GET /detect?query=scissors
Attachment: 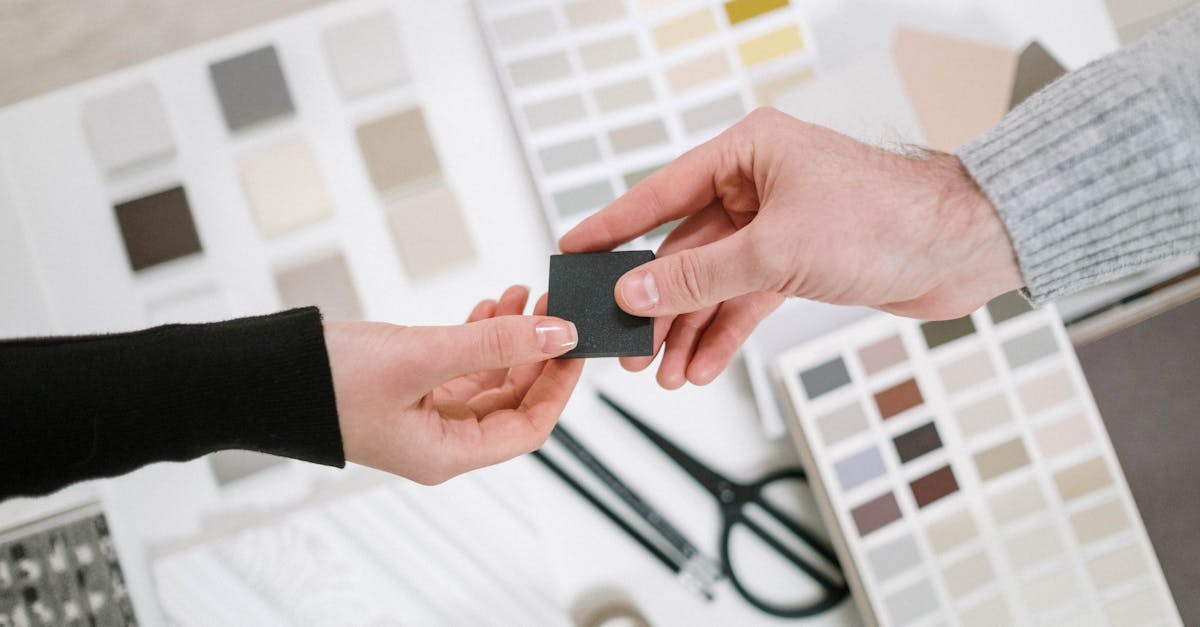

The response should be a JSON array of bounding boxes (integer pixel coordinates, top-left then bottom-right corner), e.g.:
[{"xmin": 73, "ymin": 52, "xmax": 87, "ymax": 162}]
[{"xmin": 597, "ymin": 392, "xmax": 848, "ymax": 618}]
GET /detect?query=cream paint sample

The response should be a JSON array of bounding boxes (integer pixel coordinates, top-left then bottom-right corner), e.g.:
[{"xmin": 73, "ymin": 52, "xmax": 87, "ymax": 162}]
[
  {"xmin": 239, "ymin": 139, "xmax": 333, "ymax": 237},
  {"xmin": 1106, "ymin": 0, "xmax": 1198, "ymax": 44},
  {"xmin": 386, "ymin": 184, "xmax": 476, "ymax": 280},
  {"xmin": 892, "ymin": 28, "xmax": 1017, "ymax": 151}
]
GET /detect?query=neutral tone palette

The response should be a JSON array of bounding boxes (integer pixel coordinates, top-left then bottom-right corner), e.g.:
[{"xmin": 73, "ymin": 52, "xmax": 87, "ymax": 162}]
[
  {"xmin": 474, "ymin": 0, "xmax": 818, "ymax": 240},
  {"xmin": 775, "ymin": 298, "xmax": 1179, "ymax": 625}
]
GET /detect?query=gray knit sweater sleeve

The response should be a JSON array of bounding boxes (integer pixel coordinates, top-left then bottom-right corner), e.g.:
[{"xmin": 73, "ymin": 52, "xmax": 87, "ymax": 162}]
[{"xmin": 958, "ymin": 7, "xmax": 1200, "ymax": 304}]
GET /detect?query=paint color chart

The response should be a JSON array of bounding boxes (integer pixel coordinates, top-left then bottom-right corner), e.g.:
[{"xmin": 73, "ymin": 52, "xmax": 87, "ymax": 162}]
[
  {"xmin": 474, "ymin": 0, "xmax": 817, "ymax": 239},
  {"xmin": 774, "ymin": 296, "xmax": 1179, "ymax": 626}
]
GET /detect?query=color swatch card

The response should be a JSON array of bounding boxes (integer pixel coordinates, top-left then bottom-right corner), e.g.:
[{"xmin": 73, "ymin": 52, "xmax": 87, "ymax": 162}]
[
  {"xmin": 773, "ymin": 296, "xmax": 1179, "ymax": 626},
  {"xmin": 474, "ymin": 0, "xmax": 818, "ymax": 239}
]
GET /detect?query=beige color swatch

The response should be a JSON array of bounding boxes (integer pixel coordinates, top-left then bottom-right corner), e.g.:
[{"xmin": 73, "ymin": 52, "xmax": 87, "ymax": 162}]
[
  {"xmin": 892, "ymin": 28, "xmax": 1018, "ymax": 151},
  {"xmin": 666, "ymin": 51, "xmax": 731, "ymax": 93},
  {"xmin": 386, "ymin": 184, "xmax": 476, "ymax": 280},
  {"xmin": 752, "ymin": 67, "xmax": 813, "ymax": 106},
  {"xmin": 941, "ymin": 551, "xmax": 994, "ymax": 599},
  {"xmin": 239, "ymin": 138, "xmax": 332, "ymax": 237},
  {"xmin": 356, "ymin": 108, "xmax": 441, "ymax": 194},
  {"xmin": 276, "ymin": 253, "xmax": 363, "ymax": 320},
  {"xmin": 925, "ymin": 508, "xmax": 977, "ymax": 554},
  {"xmin": 653, "ymin": 8, "xmax": 718, "ymax": 50}
]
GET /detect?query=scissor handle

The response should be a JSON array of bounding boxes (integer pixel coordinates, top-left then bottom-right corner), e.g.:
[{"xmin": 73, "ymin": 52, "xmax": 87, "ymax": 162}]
[{"xmin": 719, "ymin": 469, "xmax": 849, "ymax": 618}]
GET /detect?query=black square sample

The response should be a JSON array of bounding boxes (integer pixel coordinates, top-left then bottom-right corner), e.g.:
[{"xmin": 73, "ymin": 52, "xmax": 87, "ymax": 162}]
[
  {"xmin": 209, "ymin": 45, "xmax": 295, "ymax": 132},
  {"xmin": 549, "ymin": 251, "xmax": 655, "ymax": 358}
]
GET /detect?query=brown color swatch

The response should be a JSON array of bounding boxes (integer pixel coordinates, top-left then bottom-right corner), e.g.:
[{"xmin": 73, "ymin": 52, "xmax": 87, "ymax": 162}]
[
  {"xmin": 892, "ymin": 28, "xmax": 1018, "ymax": 151},
  {"xmin": 114, "ymin": 186, "xmax": 202, "ymax": 271},
  {"xmin": 356, "ymin": 107, "xmax": 441, "ymax": 194},
  {"xmin": 911, "ymin": 465, "xmax": 959, "ymax": 508},
  {"xmin": 851, "ymin": 491, "xmax": 902, "ymax": 537},
  {"xmin": 894, "ymin": 422, "xmax": 942, "ymax": 463},
  {"xmin": 875, "ymin": 378, "xmax": 923, "ymax": 419},
  {"xmin": 1010, "ymin": 41, "xmax": 1066, "ymax": 109}
]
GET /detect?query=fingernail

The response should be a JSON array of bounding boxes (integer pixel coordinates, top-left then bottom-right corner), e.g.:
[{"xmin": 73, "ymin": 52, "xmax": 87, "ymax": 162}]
[
  {"xmin": 621, "ymin": 271, "xmax": 659, "ymax": 313},
  {"xmin": 537, "ymin": 320, "xmax": 578, "ymax": 354}
]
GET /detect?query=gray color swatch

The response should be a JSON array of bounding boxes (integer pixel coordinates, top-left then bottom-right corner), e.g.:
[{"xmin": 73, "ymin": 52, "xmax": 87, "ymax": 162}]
[
  {"xmin": 553, "ymin": 180, "xmax": 615, "ymax": 217},
  {"xmin": 82, "ymin": 81, "xmax": 174, "ymax": 174},
  {"xmin": 834, "ymin": 446, "xmax": 886, "ymax": 491},
  {"xmin": 492, "ymin": 8, "xmax": 558, "ymax": 46},
  {"xmin": 579, "ymin": 34, "xmax": 641, "ymax": 70},
  {"xmin": 524, "ymin": 93, "xmax": 587, "ymax": 130},
  {"xmin": 608, "ymin": 118, "xmax": 669, "ymax": 153},
  {"xmin": 539, "ymin": 136, "xmax": 601, "ymax": 173},
  {"xmin": 987, "ymin": 290, "xmax": 1033, "ymax": 324},
  {"xmin": 594, "ymin": 76, "xmax": 656, "ymax": 112},
  {"xmin": 209, "ymin": 45, "xmax": 294, "ymax": 132},
  {"xmin": 817, "ymin": 402, "xmax": 869, "ymax": 446},
  {"xmin": 1003, "ymin": 326, "xmax": 1058, "ymax": 369},
  {"xmin": 322, "ymin": 11, "xmax": 409, "ymax": 100},
  {"xmin": 799, "ymin": 356, "xmax": 850, "ymax": 399},
  {"xmin": 868, "ymin": 534, "xmax": 922, "ymax": 582},
  {"xmin": 884, "ymin": 579, "xmax": 939, "ymax": 625},
  {"xmin": 680, "ymin": 93, "xmax": 745, "ymax": 134},
  {"xmin": 508, "ymin": 51, "xmax": 572, "ymax": 87}
]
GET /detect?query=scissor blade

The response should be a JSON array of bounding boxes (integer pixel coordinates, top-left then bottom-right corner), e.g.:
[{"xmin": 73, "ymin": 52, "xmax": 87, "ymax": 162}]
[{"xmin": 597, "ymin": 391, "xmax": 732, "ymax": 495}]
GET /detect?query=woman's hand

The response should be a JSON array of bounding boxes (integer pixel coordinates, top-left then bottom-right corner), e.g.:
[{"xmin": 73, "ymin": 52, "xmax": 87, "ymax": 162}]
[{"xmin": 325, "ymin": 286, "xmax": 583, "ymax": 484}]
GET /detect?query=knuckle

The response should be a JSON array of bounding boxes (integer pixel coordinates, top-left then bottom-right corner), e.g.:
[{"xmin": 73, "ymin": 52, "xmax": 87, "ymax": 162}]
[
  {"xmin": 671, "ymin": 249, "xmax": 711, "ymax": 307},
  {"xmin": 483, "ymin": 322, "xmax": 518, "ymax": 365}
]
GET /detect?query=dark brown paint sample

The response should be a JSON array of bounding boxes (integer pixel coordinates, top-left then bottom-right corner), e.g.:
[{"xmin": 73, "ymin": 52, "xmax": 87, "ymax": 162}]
[
  {"xmin": 114, "ymin": 186, "xmax": 202, "ymax": 271},
  {"xmin": 911, "ymin": 465, "xmax": 959, "ymax": 508},
  {"xmin": 852, "ymin": 491, "xmax": 902, "ymax": 537},
  {"xmin": 894, "ymin": 422, "xmax": 942, "ymax": 463},
  {"xmin": 875, "ymin": 379, "xmax": 923, "ymax": 419}
]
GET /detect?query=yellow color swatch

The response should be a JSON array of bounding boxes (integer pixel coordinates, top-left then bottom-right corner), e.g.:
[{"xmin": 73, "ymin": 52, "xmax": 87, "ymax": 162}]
[
  {"xmin": 738, "ymin": 25, "xmax": 804, "ymax": 67},
  {"xmin": 653, "ymin": 8, "xmax": 718, "ymax": 51},
  {"xmin": 724, "ymin": 0, "xmax": 789, "ymax": 25}
]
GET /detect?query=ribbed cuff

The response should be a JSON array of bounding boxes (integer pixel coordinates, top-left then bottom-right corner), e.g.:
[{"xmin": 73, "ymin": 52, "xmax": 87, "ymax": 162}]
[{"xmin": 959, "ymin": 8, "xmax": 1200, "ymax": 304}]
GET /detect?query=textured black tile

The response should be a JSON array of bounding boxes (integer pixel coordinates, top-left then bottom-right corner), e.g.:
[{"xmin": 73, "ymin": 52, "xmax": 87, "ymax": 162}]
[{"xmin": 549, "ymin": 251, "xmax": 654, "ymax": 358}]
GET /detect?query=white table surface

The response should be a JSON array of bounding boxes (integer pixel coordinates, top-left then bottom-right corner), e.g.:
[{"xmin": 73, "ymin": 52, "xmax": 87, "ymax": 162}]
[{"xmin": 0, "ymin": 1, "xmax": 1118, "ymax": 625}]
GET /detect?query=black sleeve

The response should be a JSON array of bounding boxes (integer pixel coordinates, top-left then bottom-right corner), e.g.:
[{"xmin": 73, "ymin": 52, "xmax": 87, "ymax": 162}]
[{"xmin": 0, "ymin": 307, "xmax": 345, "ymax": 500}]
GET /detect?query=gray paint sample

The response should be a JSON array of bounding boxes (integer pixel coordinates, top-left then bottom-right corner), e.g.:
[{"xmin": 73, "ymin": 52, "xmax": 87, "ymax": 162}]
[
  {"xmin": 799, "ymin": 356, "xmax": 850, "ymax": 399},
  {"xmin": 553, "ymin": 179, "xmax": 615, "ymax": 217},
  {"xmin": 564, "ymin": 0, "xmax": 626, "ymax": 28},
  {"xmin": 322, "ymin": 11, "xmax": 409, "ymax": 101},
  {"xmin": 817, "ymin": 402, "xmax": 869, "ymax": 446},
  {"xmin": 594, "ymin": 76, "xmax": 656, "ymax": 112},
  {"xmin": 209, "ymin": 45, "xmax": 294, "ymax": 132},
  {"xmin": 680, "ymin": 93, "xmax": 745, "ymax": 134},
  {"xmin": 524, "ymin": 93, "xmax": 587, "ymax": 130},
  {"xmin": 1003, "ymin": 326, "xmax": 1058, "ymax": 369},
  {"xmin": 987, "ymin": 290, "xmax": 1033, "ymax": 324},
  {"xmin": 492, "ymin": 8, "xmax": 558, "ymax": 47},
  {"xmin": 623, "ymin": 163, "xmax": 662, "ymax": 189},
  {"xmin": 884, "ymin": 579, "xmax": 939, "ymax": 625},
  {"xmin": 539, "ymin": 136, "xmax": 601, "ymax": 173},
  {"xmin": 867, "ymin": 534, "xmax": 922, "ymax": 582},
  {"xmin": 921, "ymin": 315, "xmax": 976, "ymax": 349},
  {"xmin": 608, "ymin": 118, "xmax": 669, "ymax": 154},
  {"xmin": 834, "ymin": 446, "xmax": 886, "ymax": 491},
  {"xmin": 82, "ymin": 82, "xmax": 175, "ymax": 174},
  {"xmin": 579, "ymin": 35, "xmax": 641, "ymax": 70},
  {"xmin": 508, "ymin": 51, "xmax": 572, "ymax": 87}
]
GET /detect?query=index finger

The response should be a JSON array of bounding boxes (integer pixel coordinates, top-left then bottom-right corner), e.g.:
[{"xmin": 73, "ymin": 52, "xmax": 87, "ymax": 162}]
[{"xmin": 558, "ymin": 136, "xmax": 724, "ymax": 253}]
